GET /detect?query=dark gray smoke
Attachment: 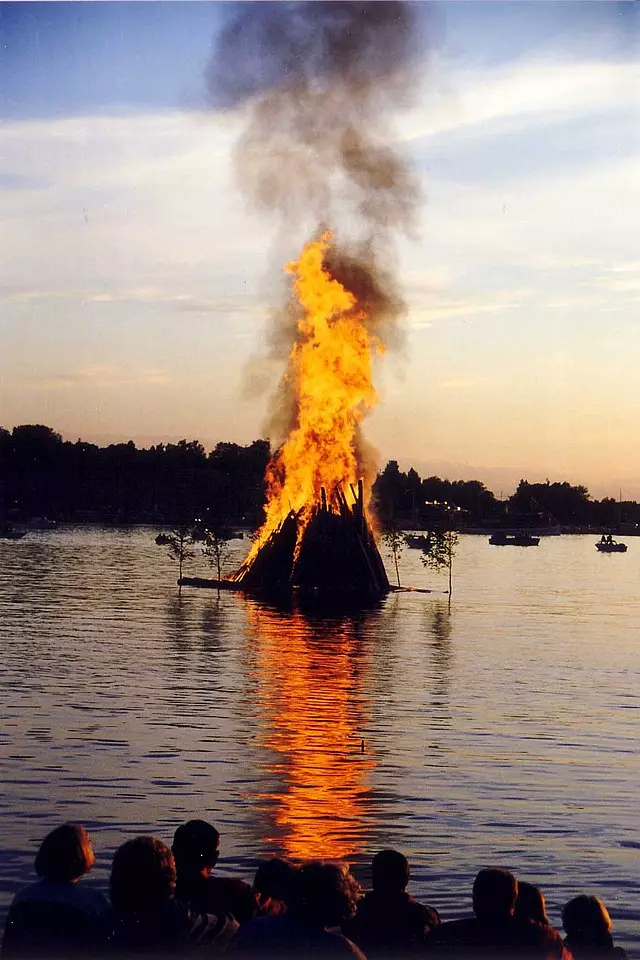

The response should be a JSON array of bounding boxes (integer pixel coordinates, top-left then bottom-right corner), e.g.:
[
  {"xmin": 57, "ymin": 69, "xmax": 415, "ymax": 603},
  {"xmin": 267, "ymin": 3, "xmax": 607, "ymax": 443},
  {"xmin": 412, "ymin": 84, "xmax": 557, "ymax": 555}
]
[
  {"xmin": 208, "ymin": 1, "xmax": 420, "ymax": 252},
  {"xmin": 207, "ymin": 2, "xmax": 423, "ymax": 449}
]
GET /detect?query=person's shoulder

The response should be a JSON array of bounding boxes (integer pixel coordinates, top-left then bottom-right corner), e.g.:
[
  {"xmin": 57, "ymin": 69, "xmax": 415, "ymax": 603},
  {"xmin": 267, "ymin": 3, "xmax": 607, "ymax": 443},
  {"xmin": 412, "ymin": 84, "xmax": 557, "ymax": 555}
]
[
  {"xmin": 407, "ymin": 895, "xmax": 441, "ymax": 929},
  {"xmin": 210, "ymin": 874, "xmax": 252, "ymax": 893},
  {"xmin": 179, "ymin": 903, "xmax": 240, "ymax": 948},
  {"xmin": 316, "ymin": 929, "xmax": 368, "ymax": 958},
  {"xmin": 611, "ymin": 947, "xmax": 629, "ymax": 960},
  {"xmin": 231, "ymin": 914, "xmax": 294, "ymax": 953},
  {"xmin": 432, "ymin": 917, "xmax": 476, "ymax": 939},
  {"xmin": 428, "ymin": 916, "xmax": 479, "ymax": 952},
  {"xmin": 11, "ymin": 879, "xmax": 107, "ymax": 914},
  {"xmin": 10, "ymin": 880, "xmax": 45, "ymax": 906},
  {"xmin": 68, "ymin": 883, "xmax": 109, "ymax": 914},
  {"xmin": 520, "ymin": 918, "xmax": 566, "ymax": 951}
]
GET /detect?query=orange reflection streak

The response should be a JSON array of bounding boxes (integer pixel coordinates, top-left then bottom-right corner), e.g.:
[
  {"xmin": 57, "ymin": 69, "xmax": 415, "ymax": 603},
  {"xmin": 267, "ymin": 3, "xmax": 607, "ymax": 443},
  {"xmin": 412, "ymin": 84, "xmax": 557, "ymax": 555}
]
[{"xmin": 247, "ymin": 604, "xmax": 375, "ymax": 861}]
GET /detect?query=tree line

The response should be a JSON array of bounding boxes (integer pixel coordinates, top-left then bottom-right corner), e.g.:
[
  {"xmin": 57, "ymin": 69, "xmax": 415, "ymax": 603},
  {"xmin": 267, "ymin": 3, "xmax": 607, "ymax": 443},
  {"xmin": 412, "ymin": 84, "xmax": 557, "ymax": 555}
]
[
  {"xmin": 373, "ymin": 460, "xmax": 639, "ymax": 531},
  {"xmin": 1, "ymin": 425, "xmax": 637, "ymax": 530}
]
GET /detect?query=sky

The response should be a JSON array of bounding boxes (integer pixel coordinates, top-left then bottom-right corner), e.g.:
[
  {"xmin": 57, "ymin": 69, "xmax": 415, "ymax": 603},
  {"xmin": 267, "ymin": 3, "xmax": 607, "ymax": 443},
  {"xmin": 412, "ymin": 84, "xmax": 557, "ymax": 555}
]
[{"xmin": 1, "ymin": 1, "xmax": 639, "ymax": 499}]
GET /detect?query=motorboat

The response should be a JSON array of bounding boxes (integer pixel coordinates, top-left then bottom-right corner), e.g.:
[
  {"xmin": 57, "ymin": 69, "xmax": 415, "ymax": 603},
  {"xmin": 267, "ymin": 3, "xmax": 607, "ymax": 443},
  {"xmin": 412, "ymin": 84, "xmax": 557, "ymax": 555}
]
[
  {"xmin": 404, "ymin": 534, "xmax": 430, "ymax": 549},
  {"xmin": 0, "ymin": 522, "xmax": 26, "ymax": 540},
  {"xmin": 596, "ymin": 535, "xmax": 627, "ymax": 553},
  {"xmin": 489, "ymin": 532, "xmax": 540, "ymax": 546}
]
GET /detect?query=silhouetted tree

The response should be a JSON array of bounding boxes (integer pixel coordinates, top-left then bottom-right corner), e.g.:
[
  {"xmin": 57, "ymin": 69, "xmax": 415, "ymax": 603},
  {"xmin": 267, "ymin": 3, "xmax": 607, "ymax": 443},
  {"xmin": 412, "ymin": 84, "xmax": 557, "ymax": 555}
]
[
  {"xmin": 202, "ymin": 527, "xmax": 232, "ymax": 582},
  {"xmin": 381, "ymin": 523, "xmax": 405, "ymax": 587},
  {"xmin": 165, "ymin": 524, "xmax": 196, "ymax": 593},
  {"xmin": 421, "ymin": 528, "xmax": 458, "ymax": 597},
  {"xmin": 373, "ymin": 460, "xmax": 405, "ymax": 526},
  {"xmin": 509, "ymin": 479, "xmax": 591, "ymax": 525}
]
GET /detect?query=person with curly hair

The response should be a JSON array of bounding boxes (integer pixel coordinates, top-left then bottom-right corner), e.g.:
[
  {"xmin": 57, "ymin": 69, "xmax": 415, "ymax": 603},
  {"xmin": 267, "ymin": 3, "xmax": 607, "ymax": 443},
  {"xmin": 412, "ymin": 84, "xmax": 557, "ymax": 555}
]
[
  {"xmin": 106, "ymin": 836, "xmax": 238, "ymax": 955},
  {"xmin": 233, "ymin": 860, "xmax": 365, "ymax": 957}
]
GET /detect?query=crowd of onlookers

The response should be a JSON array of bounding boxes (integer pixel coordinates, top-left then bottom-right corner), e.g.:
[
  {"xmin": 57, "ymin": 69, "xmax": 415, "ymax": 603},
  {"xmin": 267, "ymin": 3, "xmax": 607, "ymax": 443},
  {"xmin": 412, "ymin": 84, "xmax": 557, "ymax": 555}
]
[{"xmin": 1, "ymin": 821, "xmax": 629, "ymax": 959}]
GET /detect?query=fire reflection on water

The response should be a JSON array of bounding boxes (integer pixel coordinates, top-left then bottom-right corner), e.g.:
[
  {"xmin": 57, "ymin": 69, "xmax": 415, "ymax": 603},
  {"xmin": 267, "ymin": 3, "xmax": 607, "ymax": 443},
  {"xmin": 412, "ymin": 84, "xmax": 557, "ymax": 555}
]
[{"xmin": 245, "ymin": 602, "xmax": 376, "ymax": 862}]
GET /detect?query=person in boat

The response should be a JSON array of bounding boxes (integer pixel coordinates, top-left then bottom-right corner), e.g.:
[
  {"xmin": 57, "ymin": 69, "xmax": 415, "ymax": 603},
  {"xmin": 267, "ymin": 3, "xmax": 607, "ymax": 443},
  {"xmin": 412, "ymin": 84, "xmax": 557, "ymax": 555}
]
[
  {"xmin": 1, "ymin": 823, "xmax": 107, "ymax": 957},
  {"xmin": 233, "ymin": 860, "xmax": 365, "ymax": 957},
  {"xmin": 171, "ymin": 819, "xmax": 255, "ymax": 924},
  {"xmin": 428, "ymin": 867, "xmax": 569, "ymax": 957},
  {"xmin": 343, "ymin": 848, "xmax": 440, "ymax": 954},
  {"xmin": 562, "ymin": 895, "xmax": 627, "ymax": 959},
  {"xmin": 106, "ymin": 835, "xmax": 238, "ymax": 955}
]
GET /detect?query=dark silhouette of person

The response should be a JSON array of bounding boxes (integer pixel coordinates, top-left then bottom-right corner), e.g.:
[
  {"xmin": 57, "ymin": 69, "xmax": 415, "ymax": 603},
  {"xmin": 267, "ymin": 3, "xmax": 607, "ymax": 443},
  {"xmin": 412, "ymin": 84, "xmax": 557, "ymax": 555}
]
[
  {"xmin": 252, "ymin": 858, "xmax": 297, "ymax": 918},
  {"xmin": 233, "ymin": 860, "xmax": 366, "ymax": 957},
  {"xmin": 1, "ymin": 822, "xmax": 107, "ymax": 957},
  {"xmin": 562, "ymin": 895, "xmax": 628, "ymax": 959},
  {"xmin": 429, "ymin": 868, "xmax": 569, "ymax": 958},
  {"xmin": 171, "ymin": 819, "xmax": 255, "ymax": 924},
  {"xmin": 343, "ymin": 848, "xmax": 439, "ymax": 954},
  {"xmin": 105, "ymin": 835, "xmax": 238, "ymax": 955},
  {"xmin": 516, "ymin": 881, "xmax": 550, "ymax": 926}
]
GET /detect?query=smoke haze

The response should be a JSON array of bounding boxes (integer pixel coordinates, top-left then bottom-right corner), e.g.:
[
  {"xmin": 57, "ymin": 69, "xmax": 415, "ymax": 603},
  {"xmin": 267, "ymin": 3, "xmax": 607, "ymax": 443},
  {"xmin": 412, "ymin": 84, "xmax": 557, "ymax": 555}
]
[{"xmin": 207, "ymin": 1, "xmax": 423, "ymax": 453}]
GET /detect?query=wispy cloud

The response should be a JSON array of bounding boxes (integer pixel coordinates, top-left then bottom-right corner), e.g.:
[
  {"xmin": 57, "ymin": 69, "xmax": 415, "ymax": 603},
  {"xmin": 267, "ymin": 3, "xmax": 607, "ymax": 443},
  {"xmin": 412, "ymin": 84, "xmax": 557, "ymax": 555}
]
[
  {"xmin": 399, "ymin": 57, "xmax": 639, "ymax": 145},
  {"xmin": 25, "ymin": 364, "xmax": 170, "ymax": 390},
  {"xmin": 409, "ymin": 288, "xmax": 532, "ymax": 328},
  {"xmin": 590, "ymin": 262, "xmax": 640, "ymax": 295},
  {"xmin": 1, "ymin": 285, "xmax": 266, "ymax": 318}
]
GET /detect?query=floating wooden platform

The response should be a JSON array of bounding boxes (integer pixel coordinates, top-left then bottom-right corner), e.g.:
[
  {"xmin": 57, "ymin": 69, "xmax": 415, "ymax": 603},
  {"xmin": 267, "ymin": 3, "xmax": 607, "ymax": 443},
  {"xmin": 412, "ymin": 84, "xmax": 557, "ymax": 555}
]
[
  {"xmin": 179, "ymin": 577, "xmax": 433, "ymax": 596},
  {"xmin": 179, "ymin": 577, "xmax": 242, "ymax": 591}
]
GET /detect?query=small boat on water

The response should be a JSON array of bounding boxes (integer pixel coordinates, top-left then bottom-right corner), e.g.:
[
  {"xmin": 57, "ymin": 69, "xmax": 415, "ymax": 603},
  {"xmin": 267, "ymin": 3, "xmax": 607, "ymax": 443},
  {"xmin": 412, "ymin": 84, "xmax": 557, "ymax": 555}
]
[
  {"xmin": 489, "ymin": 532, "xmax": 540, "ymax": 546},
  {"xmin": 0, "ymin": 522, "xmax": 26, "ymax": 540},
  {"xmin": 26, "ymin": 517, "xmax": 57, "ymax": 530},
  {"xmin": 404, "ymin": 534, "xmax": 430, "ymax": 549},
  {"xmin": 596, "ymin": 535, "xmax": 627, "ymax": 553}
]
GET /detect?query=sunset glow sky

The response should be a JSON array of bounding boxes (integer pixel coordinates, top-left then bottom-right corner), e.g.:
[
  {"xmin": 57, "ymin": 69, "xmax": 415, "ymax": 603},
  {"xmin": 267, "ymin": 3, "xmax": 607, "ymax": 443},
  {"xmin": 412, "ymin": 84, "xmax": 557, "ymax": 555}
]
[{"xmin": 1, "ymin": 2, "xmax": 639, "ymax": 498}]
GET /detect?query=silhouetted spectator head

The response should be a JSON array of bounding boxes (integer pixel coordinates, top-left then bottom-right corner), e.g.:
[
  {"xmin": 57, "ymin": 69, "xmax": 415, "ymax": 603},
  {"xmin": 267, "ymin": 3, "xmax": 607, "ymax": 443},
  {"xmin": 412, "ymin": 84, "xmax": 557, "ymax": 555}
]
[
  {"xmin": 254, "ymin": 857, "xmax": 297, "ymax": 906},
  {"xmin": 293, "ymin": 861, "xmax": 361, "ymax": 929},
  {"xmin": 34, "ymin": 823, "xmax": 95, "ymax": 883},
  {"xmin": 371, "ymin": 849, "xmax": 411, "ymax": 895},
  {"xmin": 172, "ymin": 820, "xmax": 220, "ymax": 874},
  {"xmin": 515, "ymin": 881, "xmax": 549, "ymax": 925},
  {"xmin": 562, "ymin": 895, "xmax": 613, "ymax": 947},
  {"xmin": 110, "ymin": 837, "xmax": 176, "ymax": 914},
  {"xmin": 473, "ymin": 869, "xmax": 518, "ymax": 922}
]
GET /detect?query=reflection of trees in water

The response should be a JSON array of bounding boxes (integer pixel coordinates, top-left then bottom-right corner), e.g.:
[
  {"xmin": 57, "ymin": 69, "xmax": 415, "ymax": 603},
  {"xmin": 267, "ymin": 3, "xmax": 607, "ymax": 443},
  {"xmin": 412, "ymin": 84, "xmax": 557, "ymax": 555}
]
[
  {"xmin": 426, "ymin": 600, "xmax": 453, "ymax": 720},
  {"xmin": 245, "ymin": 601, "xmax": 376, "ymax": 862},
  {"xmin": 200, "ymin": 597, "xmax": 226, "ymax": 654},
  {"xmin": 164, "ymin": 594, "xmax": 230, "ymax": 663},
  {"xmin": 164, "ymin": 596, "xmax": 193, "ymax": 672}
]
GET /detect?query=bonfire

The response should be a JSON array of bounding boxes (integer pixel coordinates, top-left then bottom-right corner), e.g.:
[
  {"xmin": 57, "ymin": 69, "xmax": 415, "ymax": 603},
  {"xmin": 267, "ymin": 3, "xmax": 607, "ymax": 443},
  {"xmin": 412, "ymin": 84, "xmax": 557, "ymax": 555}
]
[{"xmin": 230, "ymin": 233, "xmax": 390, "ymax": 603}]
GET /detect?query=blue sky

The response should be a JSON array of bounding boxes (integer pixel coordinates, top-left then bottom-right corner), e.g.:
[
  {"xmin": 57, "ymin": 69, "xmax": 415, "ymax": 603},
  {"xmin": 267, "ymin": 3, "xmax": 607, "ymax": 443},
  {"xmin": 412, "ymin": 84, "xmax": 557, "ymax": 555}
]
[{"xmin": 1, "ymin": 2, "xmax": 639, "ymax": 497}]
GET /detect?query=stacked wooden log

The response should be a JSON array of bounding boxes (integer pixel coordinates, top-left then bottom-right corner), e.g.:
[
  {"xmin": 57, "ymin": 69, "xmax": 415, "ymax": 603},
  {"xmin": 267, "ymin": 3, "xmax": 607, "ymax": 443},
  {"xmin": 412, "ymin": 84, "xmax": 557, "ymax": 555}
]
[{"xmin": 234, "ymin": 480, "xmax": 389, "ymax": 603}]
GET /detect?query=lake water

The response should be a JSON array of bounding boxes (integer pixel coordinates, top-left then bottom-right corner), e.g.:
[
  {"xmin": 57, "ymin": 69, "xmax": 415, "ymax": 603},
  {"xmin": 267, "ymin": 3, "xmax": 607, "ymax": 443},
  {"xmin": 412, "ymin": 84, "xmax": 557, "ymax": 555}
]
[{"xmin": 1, "ymin": 527, "xmax": 638, "ymax": 950}]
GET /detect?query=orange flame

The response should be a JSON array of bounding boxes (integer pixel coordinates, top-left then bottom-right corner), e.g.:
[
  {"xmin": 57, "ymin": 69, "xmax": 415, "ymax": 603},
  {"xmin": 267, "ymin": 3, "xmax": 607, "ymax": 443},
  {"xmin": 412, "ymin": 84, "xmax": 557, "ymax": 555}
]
[{"xmin": 243, "ymin": 232, "xmax": 383, "ymax": 569}]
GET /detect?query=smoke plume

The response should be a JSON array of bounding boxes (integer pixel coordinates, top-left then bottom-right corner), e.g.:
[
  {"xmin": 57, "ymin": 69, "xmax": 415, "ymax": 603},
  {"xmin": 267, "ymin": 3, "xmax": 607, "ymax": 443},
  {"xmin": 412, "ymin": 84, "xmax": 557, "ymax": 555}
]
[{"xmin": 207, "ymin": 1, "xmax": 422, "ymax": 449}]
